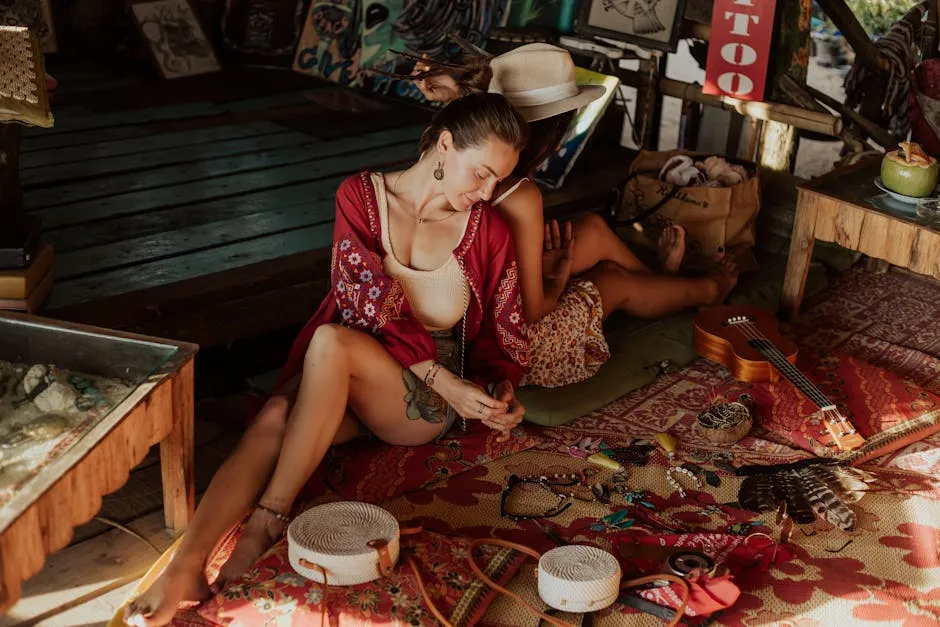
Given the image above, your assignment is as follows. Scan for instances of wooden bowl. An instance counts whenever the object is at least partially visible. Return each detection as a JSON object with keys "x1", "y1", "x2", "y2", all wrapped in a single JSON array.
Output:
[{"x1": 695, "y1": 411, "x2": 752, "y2": 444}]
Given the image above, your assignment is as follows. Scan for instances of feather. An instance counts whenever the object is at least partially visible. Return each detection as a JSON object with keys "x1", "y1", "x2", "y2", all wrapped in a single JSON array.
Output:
[
  {"x1": 738, "y1": 475, "x2": 777, "y2": 513},
  {"x1": 841, "y1": 465, "x2": 878, "y2": 485},
  {"x1": 805, "y1": 464, "x2": 871, "y2": 504},
  {"x1": 798, "y1": 467, "x2": 857, "y2": 531},
  {"x1": 736, "y1": 457, "x2": 832, "y2": 476},
  {"x1": 775, "y1": 470, "x2": 817, "y2": 525},
  {"x1": 737, "y1": 460, "x2": 870, "y2": 531}
]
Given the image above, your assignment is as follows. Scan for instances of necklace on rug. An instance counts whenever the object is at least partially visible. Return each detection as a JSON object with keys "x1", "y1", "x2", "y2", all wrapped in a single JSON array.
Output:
[{"x1": 392, "y1": 173, "x2": 458, "y2": 225}]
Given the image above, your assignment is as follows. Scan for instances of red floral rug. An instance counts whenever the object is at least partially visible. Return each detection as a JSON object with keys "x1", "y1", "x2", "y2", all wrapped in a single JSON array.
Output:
[{"x1": 180, "y1": 267, "x2": 940, "y2": 626}]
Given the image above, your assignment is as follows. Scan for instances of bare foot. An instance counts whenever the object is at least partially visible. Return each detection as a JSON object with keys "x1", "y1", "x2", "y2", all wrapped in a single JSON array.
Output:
[
  {"x1": 657, "y1": 225, "x2": 686, "y2": 275},
  {"x1": 214, "y1": 508, "x2": 285, "y2": 589},
  {"x1": 123, "y1": 555, "x2": 211, "y2": 627}
]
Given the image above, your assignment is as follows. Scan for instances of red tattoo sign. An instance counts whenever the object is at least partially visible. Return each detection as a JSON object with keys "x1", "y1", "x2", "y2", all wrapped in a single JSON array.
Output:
[{"x1": 704, "y1": 0, "x2": 778, "y2": 101}]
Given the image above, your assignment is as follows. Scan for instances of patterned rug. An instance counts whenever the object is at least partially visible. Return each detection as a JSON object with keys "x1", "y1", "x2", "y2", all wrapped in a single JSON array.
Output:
[{"x1": 180, "y1": 266, "x2": 940, "y2": 627}]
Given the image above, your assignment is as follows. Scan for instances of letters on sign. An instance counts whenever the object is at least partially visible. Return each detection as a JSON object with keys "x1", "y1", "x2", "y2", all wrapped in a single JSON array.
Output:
[{"x1": 703, "y1": 0, "x2": 778, "y2": 101}]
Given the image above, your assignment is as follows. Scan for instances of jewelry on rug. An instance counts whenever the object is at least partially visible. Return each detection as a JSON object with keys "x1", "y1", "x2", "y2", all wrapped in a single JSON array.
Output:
[
  {"x1": 824, "y1": 539, "x2": 853, "y2": 553},
  {"x1": 500, "y1": 470, "x2": 604, "y2": 520},
  {"x1": 588, "y1": 451, "x2": 624, "y2": 473},
  {"x1": 690, "y1": 449, "x2": 738, "y2": 474},
  {"x1": 777, "y1": 501, "x2": 794, "y2": 545},
  {"x1": 500, "y1": 472, "x2": 583, "y2": 520},
  {"x1": 742, "y1": 531, "x2": 780, "y2": 566},
  {"x1": 590, "y1": 508, "x2": 636, "y2": 532},
  {"x1": 592, "y1": 482, "x2": 612, "y2": 504},
  {"x1": 665, "y1": 466, "x2": 702, "y2": 498},
  {"x1": 663, "y1": 550, "x2": 716, "y2": 578},
  {"x1": 620, "y1": 490, "x2": 655, "y2": 509},
  {"x1": 696, "y1": 394, "x2": 754, "y2": 444},
  {"x1": 654, "y1": 432, "x2": 678, "y2": 459},
  {"x1": 601, "y1": 439, "x2": 655, "y2": 466},
  {"x1": 567, "y1": 435, "x2": 605, "y2": 459},
  {"x1": 681, "y1": 462, "x2": 721, "y2": 488}
]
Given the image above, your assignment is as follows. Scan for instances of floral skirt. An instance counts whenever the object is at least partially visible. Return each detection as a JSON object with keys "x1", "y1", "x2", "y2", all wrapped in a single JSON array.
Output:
[{"x1": 521, "y1": 279, "x2": 611, "y2": 388}]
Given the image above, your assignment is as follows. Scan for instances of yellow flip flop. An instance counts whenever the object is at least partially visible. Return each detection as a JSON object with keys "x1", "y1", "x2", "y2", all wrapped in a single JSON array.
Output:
[{"x1": 108, "y1": 533, "x2": 186, "y2": 627}]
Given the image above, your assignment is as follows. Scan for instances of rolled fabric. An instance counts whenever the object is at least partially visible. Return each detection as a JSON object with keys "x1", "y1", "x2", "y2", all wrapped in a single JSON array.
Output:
[
  {"x1": 660, "y1": 155, "x2": 706, "y2": 186},
  {"x1": 697, "y1": 156, "x2": 746, "y2": 187}
]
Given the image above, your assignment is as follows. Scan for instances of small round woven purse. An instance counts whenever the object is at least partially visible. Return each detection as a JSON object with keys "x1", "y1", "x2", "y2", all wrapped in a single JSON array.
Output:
[{"x1": 287, "y1": 501, "x2": 400, "y2": 586}]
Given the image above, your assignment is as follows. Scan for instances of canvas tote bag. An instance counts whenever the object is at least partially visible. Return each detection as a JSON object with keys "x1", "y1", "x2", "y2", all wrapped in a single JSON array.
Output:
[{"x1": 617, "y1": 150, "x2": 761, "y2": 270}]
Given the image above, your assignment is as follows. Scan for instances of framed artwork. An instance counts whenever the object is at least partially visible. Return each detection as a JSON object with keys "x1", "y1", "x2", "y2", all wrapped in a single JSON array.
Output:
[
  {"x1": 533, "y1": 67, "x2": 619, "y2": 190},
  {"x1": 292, "y1": 0, "x2": 363, "y2": 87},
  {"x1": 131, "y1": 0, "x2": 221, "y2": 79},
  {"x1": 577, "y1": 0, "x2": 688, "y2": 53},
  {"x1": 221, "y1": 0, "x2": 306, "y2": 56}
]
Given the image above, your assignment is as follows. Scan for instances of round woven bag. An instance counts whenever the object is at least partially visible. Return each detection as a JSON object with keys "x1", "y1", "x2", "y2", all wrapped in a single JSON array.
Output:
[
  {"x1": 537, "y1": 545, "x2": 621, "y2": 612},
  {"x1": 287, "y1": 501, "x2": 400, "y2": 586}
]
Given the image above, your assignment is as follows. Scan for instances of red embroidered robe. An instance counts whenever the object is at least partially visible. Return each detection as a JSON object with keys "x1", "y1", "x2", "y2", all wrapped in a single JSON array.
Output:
[{"x1": 277, "y1": 172, "x2": 528, "y2": 391}]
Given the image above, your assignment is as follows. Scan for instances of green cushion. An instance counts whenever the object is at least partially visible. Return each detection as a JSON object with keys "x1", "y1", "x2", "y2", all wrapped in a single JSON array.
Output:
[{"x1": 518, "y1": 254, "x2": 830, "y2": 427}]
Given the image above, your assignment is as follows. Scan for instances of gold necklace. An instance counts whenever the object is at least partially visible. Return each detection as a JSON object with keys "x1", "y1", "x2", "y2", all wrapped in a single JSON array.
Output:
[{"x1": 392, "y1": 173, "x2": 458, "y2": 225}]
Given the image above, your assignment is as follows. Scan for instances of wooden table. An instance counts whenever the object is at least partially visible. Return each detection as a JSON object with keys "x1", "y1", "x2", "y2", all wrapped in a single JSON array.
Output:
[
  {"x1": 0, "y1": 312, "x2": 198, "y2": 614},
  {"x1": 781, "y1": 158, "x2": 940, "y2": 319}
]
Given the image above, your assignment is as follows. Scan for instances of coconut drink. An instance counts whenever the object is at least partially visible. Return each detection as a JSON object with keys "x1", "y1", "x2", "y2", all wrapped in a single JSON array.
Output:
[{"x1": 881, "y1": 141, "x2": 938, "y2": 198}]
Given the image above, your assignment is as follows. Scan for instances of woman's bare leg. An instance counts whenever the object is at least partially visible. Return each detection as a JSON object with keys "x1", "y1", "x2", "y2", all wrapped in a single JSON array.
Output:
[
  {"x1": 123, "y1": 394, "x2": 292, "y2": 627},
  {"x1": 213, "y1": 323, "x2": 442, "y2": 585},
  {"x1": 585, "y1": 260, "x2": 738, "y2": 320},
  {"x1": 568, "y1": 214, "x2": 654, "y2": 275},
  {"x1": 125, "y1": 376, "x2": 363, "y2": 627}
]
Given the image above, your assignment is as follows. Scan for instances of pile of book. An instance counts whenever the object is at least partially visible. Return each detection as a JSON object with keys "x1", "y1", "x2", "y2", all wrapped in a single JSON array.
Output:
[{"x1": 0, "y1": 216, "x2": 53, "y2": 312}]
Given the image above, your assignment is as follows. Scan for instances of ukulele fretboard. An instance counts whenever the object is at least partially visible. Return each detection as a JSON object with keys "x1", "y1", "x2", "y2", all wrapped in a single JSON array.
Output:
[{"x1": 747, "y1": 339, "x2": 835, "y2": 410}]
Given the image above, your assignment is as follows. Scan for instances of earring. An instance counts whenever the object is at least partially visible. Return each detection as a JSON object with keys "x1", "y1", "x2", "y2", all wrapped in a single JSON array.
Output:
[{"x1": 433, "y1": 162, "x2": 444, "y2": 180}]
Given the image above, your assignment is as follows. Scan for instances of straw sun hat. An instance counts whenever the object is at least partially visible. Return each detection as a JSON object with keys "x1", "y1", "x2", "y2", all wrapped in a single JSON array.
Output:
[{"x1": 488, "y1": 43, "x2": 607, "y2": 122}]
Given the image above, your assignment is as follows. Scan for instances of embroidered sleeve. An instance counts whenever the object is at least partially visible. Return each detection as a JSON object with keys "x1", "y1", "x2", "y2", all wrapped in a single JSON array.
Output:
[
  {"x1": 332, "y1": 235, "x2": 405, "y2": 334},
  {"x1": 332, "y1": 176, "x2": 437, "y2": 367}
]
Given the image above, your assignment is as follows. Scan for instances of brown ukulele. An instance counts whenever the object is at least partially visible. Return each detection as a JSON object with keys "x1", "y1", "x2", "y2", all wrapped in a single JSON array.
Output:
[{"x1": 693, "y1": 305, "x2": 865, "y2": 452}]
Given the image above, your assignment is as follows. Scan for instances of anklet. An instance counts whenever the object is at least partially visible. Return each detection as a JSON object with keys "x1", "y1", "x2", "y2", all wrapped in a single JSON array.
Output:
[{"x1": 257, "y1": 503, "x2": 291, "y2": 523}]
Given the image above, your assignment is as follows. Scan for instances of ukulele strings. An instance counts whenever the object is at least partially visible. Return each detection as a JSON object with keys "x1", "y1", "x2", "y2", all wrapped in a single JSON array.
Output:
[
  {"x1": 733, "y1": 321, "x2": 853, "y2": 438},
  {"x1": 730, "y1": 320, "x2": 853, "y2": 438}
]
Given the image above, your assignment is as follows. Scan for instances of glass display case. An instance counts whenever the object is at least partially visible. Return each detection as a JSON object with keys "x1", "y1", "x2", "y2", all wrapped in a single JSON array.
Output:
[
  {"x1": 0, "y1": 315, "x2": 179, "y2": 508},
  {"x1": 0, "y1": 312, "x2": 197, "y2": 613}
]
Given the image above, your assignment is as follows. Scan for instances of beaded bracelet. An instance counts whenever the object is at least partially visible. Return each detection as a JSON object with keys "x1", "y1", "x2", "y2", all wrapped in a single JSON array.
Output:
[
  {"x1": 665, "y1": 466, "x2": 702, "y2": 498},
  {"x1": 424, "y1": 362, "x2": 442, "y2": 387}
]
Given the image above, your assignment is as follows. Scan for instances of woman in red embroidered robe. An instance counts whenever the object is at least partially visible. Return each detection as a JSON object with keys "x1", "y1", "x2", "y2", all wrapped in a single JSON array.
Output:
[{"x1": 124, "y1": 92, "x2": 530, "y2": 627}]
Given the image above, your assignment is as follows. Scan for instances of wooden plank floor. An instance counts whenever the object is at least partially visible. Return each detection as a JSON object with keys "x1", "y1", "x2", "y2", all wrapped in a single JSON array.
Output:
[{"x1": 25, "y1": 64, "x2": 431, "y2": 347}]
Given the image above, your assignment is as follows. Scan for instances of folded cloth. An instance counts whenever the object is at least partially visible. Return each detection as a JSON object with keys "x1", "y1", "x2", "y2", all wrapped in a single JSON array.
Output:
[
  {"x1": 659, "y1": 155, "x2": 747, "y2": 188},
  {"x1": 697, "y1": 156, "x2": 747, "y2": 187},
  {"x1": 659, "y1": 155, "x2": 707, "y2": 186}
]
